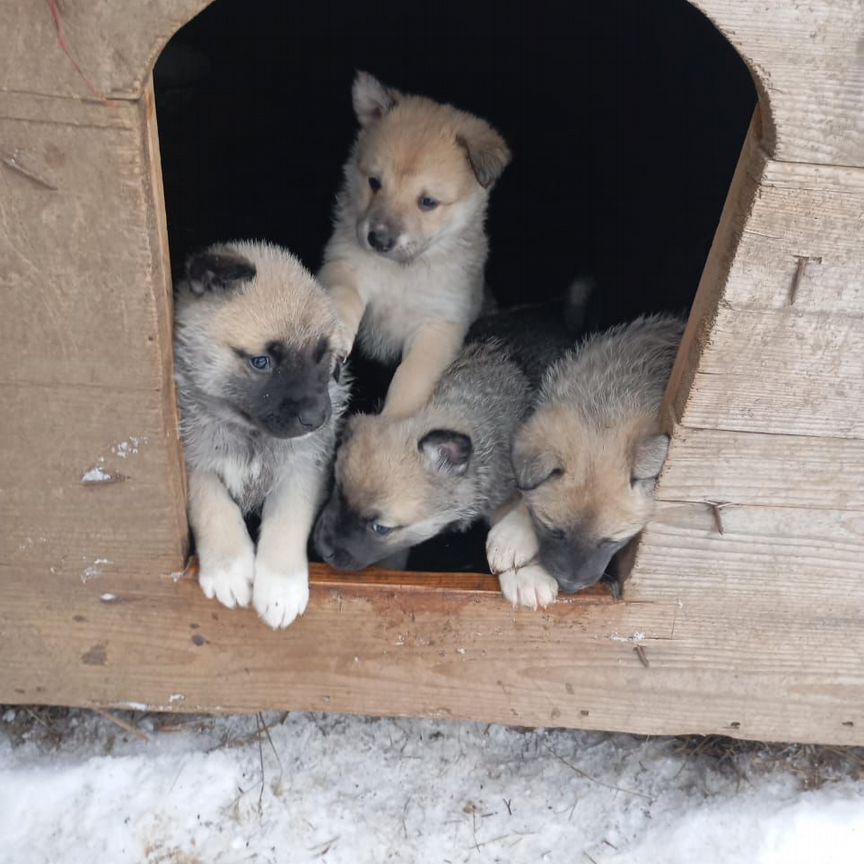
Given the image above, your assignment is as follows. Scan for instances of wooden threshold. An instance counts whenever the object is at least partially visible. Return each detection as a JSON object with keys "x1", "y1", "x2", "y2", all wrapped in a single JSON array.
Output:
[{"x1": 181, "y1": 557, "x2": 612, "y2": 598}]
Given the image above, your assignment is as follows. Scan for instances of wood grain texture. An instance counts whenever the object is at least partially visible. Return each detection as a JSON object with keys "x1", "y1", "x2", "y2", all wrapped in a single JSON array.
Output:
[
  {"x1": 631, "y1": 501, "x2": 864, "y2": 600},
  {"x1": 3, "y1": 0, "x2": 862, "y2": 166},
  {"x1": 0, "y1": 0, "x2": 209, "y2": 100},
  {"x1": 0, "y1": 90, "x2": 187, "y2": 582},
  {"x1": 1, "y1": 528, "x2": 861, "y2": 745},
  {"x1": 681, "y1": 305, "x2": 864, "y2": 438},
  {"x1": 0, "y1": 104, "x2": 172, "y2": 390},
  {"x1": 667, "y1": 118, "x2": 864, "y2": 439},
  {"x1": 723, "y1": 159, "x2": 864, "y2": 316},
  {"x1": 659, "y1": 428, "x2": 864, "y2": 510},
  {"x1": 0, "y1": 382, "x2": 187, "y2": 578},
  {"x1": 692, "y1": 0, "x2": 864, "y2": 166}
]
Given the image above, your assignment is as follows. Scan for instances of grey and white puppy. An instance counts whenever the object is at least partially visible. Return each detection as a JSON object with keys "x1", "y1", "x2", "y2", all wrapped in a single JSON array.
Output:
[
  {"x1": 507, "y1": 314, "x2": 684, "y2": 598},
  {"x1": 312, "y1": 300, "x2": 581, "y2": 579},
  {"x1": 175, "y1": 240, "x2": 348, "y2": 629}
]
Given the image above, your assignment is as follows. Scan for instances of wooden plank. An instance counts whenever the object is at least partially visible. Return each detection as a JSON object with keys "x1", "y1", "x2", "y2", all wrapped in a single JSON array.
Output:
[
  {"x1": 0, "y1": 88, "x2": 187, "y2": 582},
  {"x1": 0, "y1": 105, "x2": 173, "y2": 391},
  {"x1": 680, "y1": 305, "x2": 864, "y2": 438},
  {"x1": 0, "y1": 381, "x2": 186, "y2": 579},
  {"x1": 692, "y1": 0, "x2": 864, "y2": 166},
  {"x1": 659, "y1": 428, "x2": 864, "y2": 510},
  {"x1": 188, "y1": 560, "x2": 612, "y2": 598},
  {"x1": 3, "y1": 0, "x2": 861, "y2": 169},
  {"x1": 631, "y1": 501, "x2": 864, "y2": 602},
  {"x1": 0, "y1": 0, "x2": 208, "y2": 100},
  {"x1": 723, "y1": 160, "x2": 864, "y2": 316},
  {"x1": 667, "y1": 121, "x2": 864, "y2": 438},
  {"x1": 1, "y1": 505, "x2": 862, "y2": 745}
]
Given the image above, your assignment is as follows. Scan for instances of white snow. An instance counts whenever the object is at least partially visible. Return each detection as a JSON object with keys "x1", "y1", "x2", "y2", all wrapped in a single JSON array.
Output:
[{"x1": 0, "y1": 710, "x2": 861, "y2": 863}]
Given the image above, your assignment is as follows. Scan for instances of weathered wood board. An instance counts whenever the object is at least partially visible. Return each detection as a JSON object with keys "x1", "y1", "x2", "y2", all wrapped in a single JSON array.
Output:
[
  {"x1": 693, "y1": 0, "x2": 864, "y2": 166},
  {"x1": 0, "y1": 87, "x2": 188, "y2": 577},
  {"x1": 660, "y1": 428, "x2": 864, "y2": 510},
  {"x1": 1, "y1": 510, "x2": 861, "y2": 746}
]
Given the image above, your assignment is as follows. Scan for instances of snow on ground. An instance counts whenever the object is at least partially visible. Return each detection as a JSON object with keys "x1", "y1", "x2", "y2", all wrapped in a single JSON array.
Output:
[{"x1": 0, "y1": 709, "x2": 862, "y2": 864}]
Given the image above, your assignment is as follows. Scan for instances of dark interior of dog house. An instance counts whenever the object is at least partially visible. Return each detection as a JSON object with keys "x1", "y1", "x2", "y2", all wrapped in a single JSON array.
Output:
[{"x1": 154, "y1": 0, "x2": 756, "y2": 573}]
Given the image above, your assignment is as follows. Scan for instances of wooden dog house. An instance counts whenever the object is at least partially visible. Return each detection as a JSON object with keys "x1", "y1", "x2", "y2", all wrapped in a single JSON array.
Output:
[{"x1": 1, "y1": 0, "x2": 862, "y2": 745}]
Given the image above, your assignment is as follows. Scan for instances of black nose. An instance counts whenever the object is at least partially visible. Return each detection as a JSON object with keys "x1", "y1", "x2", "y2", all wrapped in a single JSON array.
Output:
[
  {"x1": 367, "y1": 228, "x2": 395, "y2": 253},
  {"x1": 297, "y1": 407, "x2": 328, "y2": 430}
]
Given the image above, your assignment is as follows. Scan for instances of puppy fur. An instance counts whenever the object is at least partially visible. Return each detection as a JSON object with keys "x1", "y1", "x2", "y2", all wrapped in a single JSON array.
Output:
[
  {"x1": 314, "y1": 301, "x2": 587, "y2": 610},
  {"x1": 512, "y1": 314, "x2": 685, "y2": 594},
  {"x1": 313, "y1": 340, "x2": 529, "y2": 571},
  {"x1": 319, "y1": 71, "x2": 511, "y2": 417},
  {"x1": 175, "y1": 240, "x2": 349, "y2": 628}
]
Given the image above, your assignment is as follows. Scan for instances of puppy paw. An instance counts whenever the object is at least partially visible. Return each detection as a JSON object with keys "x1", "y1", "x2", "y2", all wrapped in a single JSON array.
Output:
[
  {"x1": 498, "y1": 564, "x2": 559, "y2": 610},
  {"x1": 252, "y1": 560, "x2": 310, "y2": 629},
  {"x1": 198, "y1": 542, "x2": 255, "y2": 609},
  {"x1": 331, "y1": 319, "x2": 355, "y2": 363},
  {"x1": 486, "y1": 509, "x2": 539, "y2": 574}
]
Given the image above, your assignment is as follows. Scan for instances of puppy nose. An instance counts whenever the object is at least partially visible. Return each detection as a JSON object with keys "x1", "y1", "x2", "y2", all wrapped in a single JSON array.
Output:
[
  {"x1": 367, "y1": 227, "x2": 395, "y2": 253},
  {"x1": 298, "y1": 407, "x2": 328, "y2": 430}
]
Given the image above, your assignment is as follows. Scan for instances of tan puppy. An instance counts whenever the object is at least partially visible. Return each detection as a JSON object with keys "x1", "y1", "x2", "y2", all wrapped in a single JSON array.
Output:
[
  {"x1": 499, "y1": 315, "x2": 684, "y2": 604},
  {"x1": 320, "y1": 71, "x2": 511, "y2": 416}
]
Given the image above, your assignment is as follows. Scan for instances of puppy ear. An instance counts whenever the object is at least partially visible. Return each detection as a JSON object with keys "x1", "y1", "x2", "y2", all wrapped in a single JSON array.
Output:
[
  {"x1": 418, "y1": 429, "x2": 472, "y2": 476},
  {"x1": 513, "y1": 447, "x2": 562, "y2": 492},
  {"x1": 632, "y1": 434, "x2": 670, "y2": 482},
  {"x1": 456, "y1": 118, "x2": 511, "y2": 189},
  {"x1": 352, "y1": 71, "x2": 397, "y2": 127},
  {"x1": 185, "y1": 250, "x2": 256, "y2": 296}
]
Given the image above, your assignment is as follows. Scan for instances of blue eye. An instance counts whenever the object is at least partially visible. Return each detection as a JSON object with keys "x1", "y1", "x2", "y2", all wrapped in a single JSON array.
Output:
[
  {"x1": 418, "y1": 195, "x2": 439, "y2": 211},
  {"x1": 369, "y1": 176, "x2": 382, "y2": 192},
  {"x1": 249, "y1": 355, "x2": 271, "y2": 371},
  {"x1": 370, "y1": 522, "x2": 393, "y2": 536}
]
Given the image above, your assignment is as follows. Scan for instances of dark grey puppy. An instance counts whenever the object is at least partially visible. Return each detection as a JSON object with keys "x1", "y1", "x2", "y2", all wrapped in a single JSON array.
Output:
[
  {"x1": 175, "y1": 240, "x2": 349, "y2": 629},
  {"x1": 313, "y1": 293, "x2": 586, "y2": 586}
]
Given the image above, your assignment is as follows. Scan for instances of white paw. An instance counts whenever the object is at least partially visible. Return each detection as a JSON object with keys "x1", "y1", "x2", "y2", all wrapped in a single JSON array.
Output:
[
  {"x1": 498, "y1": 565, "x2": 559, "y2": 610},
  {"x1": 486, "y1": 509, "x2": 539, "y2": 574},
  {"x1": 332, "y1": 318, "x2": 355, "y2": 362},
  {"x1": 252, "y1": 560, "x2": 310, "y2": 629},
  {"x1": 198, "y1": 542, "x2": 255, "y2": 609}
]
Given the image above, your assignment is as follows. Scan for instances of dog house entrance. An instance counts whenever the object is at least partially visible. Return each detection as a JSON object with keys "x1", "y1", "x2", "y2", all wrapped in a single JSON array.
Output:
[{"x1": 154, "y1": 0, "x2": 755, "y2": 580}]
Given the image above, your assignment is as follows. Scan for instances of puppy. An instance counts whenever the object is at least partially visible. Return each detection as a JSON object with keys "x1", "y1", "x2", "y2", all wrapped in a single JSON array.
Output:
[
  {"x1": 506, "y1": 314, "x2": 684, "y2": 599},
  {"x1": 174, "y1": 241, "x2": 348, "y2": 629},
  {"x1": 313, "y1": 301, "x2": 584, "y2": 595},
  {"x1": 319, "y1": 71, "x2": 511, "y2": 417}
]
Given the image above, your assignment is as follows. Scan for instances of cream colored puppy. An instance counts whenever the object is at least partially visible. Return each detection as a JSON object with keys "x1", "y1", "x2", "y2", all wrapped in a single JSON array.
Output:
[{"x1": 320, "y1": 71, "x2": 511, "y2": 416}]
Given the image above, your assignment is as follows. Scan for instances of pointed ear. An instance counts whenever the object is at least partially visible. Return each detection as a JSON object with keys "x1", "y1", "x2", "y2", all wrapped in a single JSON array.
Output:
[
  {"x1": 632, "y1": 434, "x2": 670, "y2": 482},
  {"x1": 352, "y1": 71, "x2": 397, "y2": 127},
  {"x1": 185, "y1": 250, "x2": 256, "y2": 296},
  {"x1": 418, "y1": 429, "x2": 472, "y2": 476},
  {"x1": 513, "y1": 445, "x2": 562, "y2": 492},
  {"x1": 456, "y1": 118, "x2": 511, "y2": 189}
]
